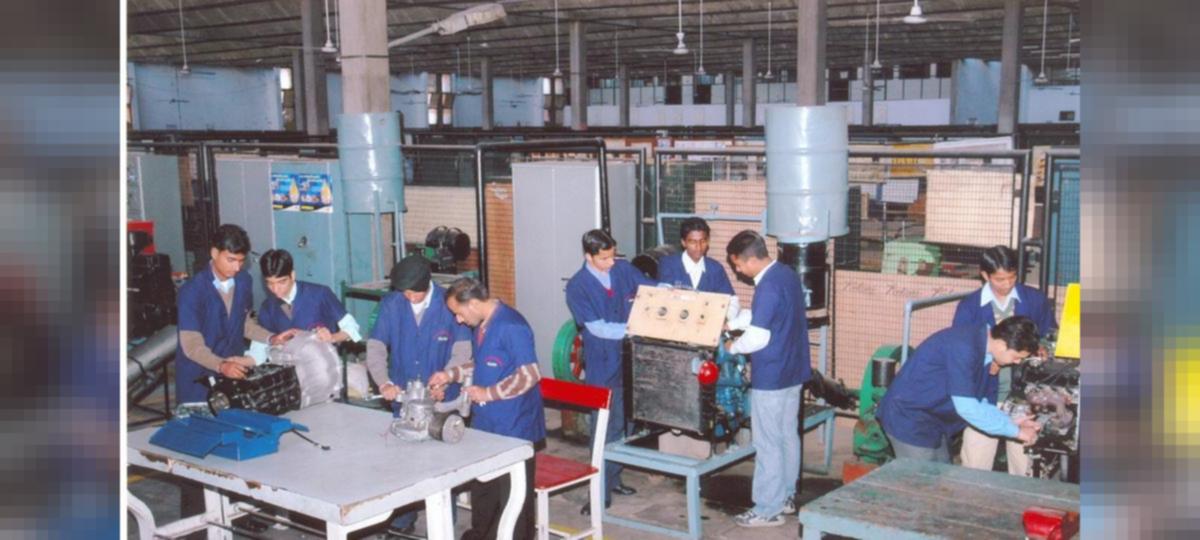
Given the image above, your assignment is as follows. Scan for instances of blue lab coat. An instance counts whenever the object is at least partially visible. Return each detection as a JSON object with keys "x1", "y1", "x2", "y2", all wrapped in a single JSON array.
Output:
[
  {"x1": 877, "y1": 325, "x2": 993, "y2": 448},
  {"x1": 656, "y1": 252, "x2": 736, "y2": 295},
  {"x1": 469, "y1": 303, "x2": 547, "y2": 444},
  {"x1": 564, "y1": 260, "x2": 654, "y2": 389},
  {"x1": 746, "y1": 262, "x2": 811, "y2": 390},
  {"x1": 952, "y1": 283, "x2": 1057, "y2": 335},
  {"x1": 371, "y1": 286, "x2": 471, "y2": 401},
  {"x1": 257, "y1": 280, "x2": 347, "y2": 335},
  {"x1": 174, "y1": 265, "x2": 254, "y2": 403}
]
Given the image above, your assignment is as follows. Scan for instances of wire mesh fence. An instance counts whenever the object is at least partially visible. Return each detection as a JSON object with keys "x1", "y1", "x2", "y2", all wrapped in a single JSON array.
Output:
[{"x1": 649, "y1": 147, "x2": 1033, "y2": 390}]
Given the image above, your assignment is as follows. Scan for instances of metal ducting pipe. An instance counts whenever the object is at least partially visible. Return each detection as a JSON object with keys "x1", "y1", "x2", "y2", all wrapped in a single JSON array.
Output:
[
  {"x1": 764, "y1": 105, "x2": 849, "y2": 244},
  {"x1": 338, "y1": 112, "x2": 406, "y2": 280},
  {"x1": 127, "y1": 325, "x2": 178, "y2": 402}
]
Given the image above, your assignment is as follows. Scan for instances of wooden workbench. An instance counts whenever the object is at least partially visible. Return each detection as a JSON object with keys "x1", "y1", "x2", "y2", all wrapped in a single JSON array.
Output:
[{"x1": 798, "y1": 458, "x2": 1080, "y2": 539}]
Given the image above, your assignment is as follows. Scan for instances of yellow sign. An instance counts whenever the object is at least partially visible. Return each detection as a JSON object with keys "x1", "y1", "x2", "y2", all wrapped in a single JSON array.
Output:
[{"x1": 1055, "y1": 283, "x2": 1080, "y2": 359}]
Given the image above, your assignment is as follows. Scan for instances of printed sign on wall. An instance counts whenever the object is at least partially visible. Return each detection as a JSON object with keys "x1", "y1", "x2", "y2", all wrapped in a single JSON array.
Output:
[
  {"x1": 297, "y1": 173, "x2": 333, "y2": 213},
  {"x1": 271, "y1": 173, "x2": 301, "y2": 210}
]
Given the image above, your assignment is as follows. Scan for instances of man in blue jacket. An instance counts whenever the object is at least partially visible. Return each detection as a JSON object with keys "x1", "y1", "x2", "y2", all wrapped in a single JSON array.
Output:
[
  {"x1": 174, "y1": 224, "x2": 274, "y2": 404},
  {"x1": 952, "y1": 245, "x2": 1056, "y2": 476},
  {"x1": 877, "y1": 316, "x2": 1042, "y2": 464},
  {"x1": 565, "y1": 229, "x2": 654, "y2": 514},
  {"x1": 724, "y1": 230, "x2": 810, "y2": 528},
  {"x1": 429, "y1": 277, "x2": 546, "y2": 540},
  {"x1": 366, "y1": 256, "x2": 472, "y2": 535},
  {"x1": 257, "y1": 249, "x2": 362, "y2": 345}
]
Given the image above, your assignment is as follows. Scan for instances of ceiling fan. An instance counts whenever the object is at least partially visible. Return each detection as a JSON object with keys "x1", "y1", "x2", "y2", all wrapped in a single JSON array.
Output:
[
  {"x1": 635, "y1": 0, "x2": 688, "y2": 55},
  {"x1": 276, "y1": 0, "x2": 339, "y2": 54},
  {"x1": 835, "y1": 0, "x2": 976, "y2": 27}
]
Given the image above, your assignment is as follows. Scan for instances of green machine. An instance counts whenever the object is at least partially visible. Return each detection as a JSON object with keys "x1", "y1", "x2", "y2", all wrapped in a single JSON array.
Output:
[{"x1": 852, "y1": 345, "x2": 911, "y2": 464}]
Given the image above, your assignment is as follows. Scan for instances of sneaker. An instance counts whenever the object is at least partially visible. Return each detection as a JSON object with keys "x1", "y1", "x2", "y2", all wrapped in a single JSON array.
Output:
[
  {"x1": 733, "y1": 510, "x2": 786, "y2": 528},
  {"x1": 782, "y1": 494, "x2": 798, "y2": 514}
]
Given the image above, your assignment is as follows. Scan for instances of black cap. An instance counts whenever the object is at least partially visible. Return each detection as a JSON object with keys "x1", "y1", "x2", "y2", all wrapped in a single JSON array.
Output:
[{"x1": 390, "y1": 256, "x2": 432, "y2": 292}]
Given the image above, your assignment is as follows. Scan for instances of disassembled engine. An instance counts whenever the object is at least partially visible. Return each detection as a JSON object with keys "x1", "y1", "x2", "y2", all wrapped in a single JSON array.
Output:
[
  {"x1": 267, "y1": 331, "x2": 344, "y2": 409},
  {"x1": 1000, "y1": 356, "x2": 1080, "y2": 480},
  {"x1": 389, "y1": 377, "x2": 472, "y2": 444},
  {"x1": 626, "y1": 287, "x2": 751, "y2": 442},
  {"x1": 206, "y1": 363, "x2": 302, "y2": 416}
]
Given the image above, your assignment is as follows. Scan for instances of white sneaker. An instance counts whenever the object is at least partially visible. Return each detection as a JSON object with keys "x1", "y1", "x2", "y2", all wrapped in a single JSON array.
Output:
[
  {"x1": 782, "y1": 494, "x2": 798, "y2": 514},
  {"x1": 734, "y1": 510, "x2": 786, "y2": 528}
]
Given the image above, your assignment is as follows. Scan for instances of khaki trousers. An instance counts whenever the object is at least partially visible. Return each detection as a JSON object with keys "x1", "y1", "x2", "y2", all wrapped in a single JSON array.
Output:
[{"x1": 960, "y1": 424, "x2": 1031, "y2": 476}]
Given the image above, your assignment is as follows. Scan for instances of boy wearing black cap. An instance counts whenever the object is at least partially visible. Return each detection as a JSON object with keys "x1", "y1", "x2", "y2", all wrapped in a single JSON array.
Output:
[{"x1": 366, "y1": 255, "x2": 473, "y2": 534}]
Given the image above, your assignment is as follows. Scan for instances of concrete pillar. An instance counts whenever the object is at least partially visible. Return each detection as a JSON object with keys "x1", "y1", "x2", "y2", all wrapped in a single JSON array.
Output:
[
  {"x1": 301, "y1": 0, "x2": 330, "y2": 134},
  {"x1": 569, "y1": 20, "x2": 588, "y2": 130},
  {"x1": 292, "y1": 50, "x2": 306, "y2": 131},
  {"x1": 338, "y1": 0, "x2": 391, "y2": 115},
  {"x1": 741, "y1": 39, "x2": 756, "y2": 128},
  {"x1": 862, "y1": 50, "x2": 874, "y2": 126},
  {"x1": 997, "y1": 0, "x2": 1022, "y2": 134},
  {"x1": 725, "y1": 70, "x2": 736, "y2": 126},
  {"x1": 481, "y1": 56, "x2": 494, "y2": 130},
  {"x1": 795, "y1": 0, "x2": 827, "y2": 106},
  {"x1": 618, "y1": 64, "x2": 630, "y2": 127}
]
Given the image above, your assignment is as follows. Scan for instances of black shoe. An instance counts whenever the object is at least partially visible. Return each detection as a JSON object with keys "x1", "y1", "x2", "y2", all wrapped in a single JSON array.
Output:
[
  {"x1": 580, "y1": 500, "x2": 613, "y2": 516},
  {"x1": 612, "y1": 484, "x2": 637, "y2": 496}
]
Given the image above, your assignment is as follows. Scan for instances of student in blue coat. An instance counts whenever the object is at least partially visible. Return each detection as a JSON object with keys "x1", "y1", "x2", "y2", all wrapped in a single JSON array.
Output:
[
  {"x1": 365, "y1": 256, "x2": 472, "y2": 535},
  {"x1": 723, "y1": 230, "x2": 811, "y2": 528},
  {"x1": 564, "y1": 229, "x2": 654, "y2": 514},
  {"x1": 257, "y1": 249, "x2": 362, "y2": 345},
  {"x1": 174, "y1": 224, "x2": 275, "y2": 404},
  {"x1": 952, "y1": 245, "x2": 1057, "y2": 476},
  {"x1": 656, "y1": 217, "x2": 743, "y2": 319},
  {"x1": 428, "y1": 277, "x2": 546, "y2": 540},
  {"x1": 877, "y1": 316, "x2": 1043, "y2": 464}
]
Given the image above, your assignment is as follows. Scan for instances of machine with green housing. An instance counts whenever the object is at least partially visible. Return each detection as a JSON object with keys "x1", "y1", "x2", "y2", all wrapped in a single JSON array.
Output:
[{"x1": 853, "y1": 344, "x2": 910, "y2": 464}]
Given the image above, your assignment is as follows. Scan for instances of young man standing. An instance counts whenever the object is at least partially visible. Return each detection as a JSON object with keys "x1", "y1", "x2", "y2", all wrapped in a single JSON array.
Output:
[
  {"x1": 724, "y1": 230, "x2": 810, "y2": 528},
  {"x1": 564, "y1": 229, "x2": 654, "y2": 514},
  {"x1": 656, "y1": 217, "x2": 737, "y2": 296},
  {"x1": 877, "y1": 316, "x2": 1043, "y2": 463},
  {"x1": 174, "y1": 224, "x2": 274, "y2": 404},
  {"x1": 428, "y1": 277, "x2": 546, "y2": 540},
  {"x1": 366, "y1": 256, "x2": 472, "y2": 535},
  {"x1": 952, "y1": 245, "x2": 1057, "y2": 476},
  {"x1": 257, "y1": 249, "x2": 361, "y2": 345}
]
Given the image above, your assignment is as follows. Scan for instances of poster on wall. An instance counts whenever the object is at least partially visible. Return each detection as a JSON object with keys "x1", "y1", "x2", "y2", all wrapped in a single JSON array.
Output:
[
  {"x1": 298, "y1": 173, "x2": 334, "y2": 213},
  {"x1": 271, "y1": 173, "x2": 301, "y2": 211}
]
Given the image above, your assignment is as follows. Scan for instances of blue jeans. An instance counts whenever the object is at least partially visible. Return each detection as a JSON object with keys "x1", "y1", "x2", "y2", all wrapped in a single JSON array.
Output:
[
  {"x1": 750, "y1": 384, "x2": 802, "y2": 517},
  {"x1": 887, "y1": 432, "x2": 951, "y2": 463},
  {"x1": 589, "y1": 385, "x2": 625, "y2": 506}
]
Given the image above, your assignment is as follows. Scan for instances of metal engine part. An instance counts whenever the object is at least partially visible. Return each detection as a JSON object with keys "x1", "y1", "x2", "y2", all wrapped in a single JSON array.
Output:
[
  {"x1": 389, "y1": 377, "x2": 472, "y2": 443},
  {"x1": 1000, "y1": 356, "x2": 1080, "y2": 480},
  {"x1": 205, "y1": 363, "x2": 302, "y2": 416},
  {"x1": 267, "y1": 331, "x2": 344, "y2": 409},
  {"x1": 629, "y1": 337, "x2": 751, "y2": 441},
  {"x1": 422, "y1": 226, "x2": 471, "y2": 274}
]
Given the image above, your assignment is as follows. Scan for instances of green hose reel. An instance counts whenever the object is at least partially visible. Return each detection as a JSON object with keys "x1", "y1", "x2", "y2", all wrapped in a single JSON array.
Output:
[{"x1": 551, "y1": 319, "x2": 585, "y2": 383}]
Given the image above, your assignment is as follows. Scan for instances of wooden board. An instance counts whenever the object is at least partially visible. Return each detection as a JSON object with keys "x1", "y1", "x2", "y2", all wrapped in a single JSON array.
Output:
[
  {"x1": 799, "y1": 459, "x2": 1079, "y2": 540},
  {"x1": 402, "y1": 186, "x2": 477, "y2": 244},
  {"x1": 484, "y1": 183, "x2": 516, "y2": 305},
  {"x1": 924, "y1": 168, "x2": 1018, "y2": 248},
  {"x1": 832, "y1": 270, "x2": 979, "y2": 386},
  {"x1": 627, "y1": 286, "x2": 730, "y2": 348}
]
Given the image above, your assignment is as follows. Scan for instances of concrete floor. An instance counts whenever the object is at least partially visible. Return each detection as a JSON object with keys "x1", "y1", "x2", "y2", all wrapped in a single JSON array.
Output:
[{"x1": 129, "y1": 382, "x2": 859, "y2": 540}]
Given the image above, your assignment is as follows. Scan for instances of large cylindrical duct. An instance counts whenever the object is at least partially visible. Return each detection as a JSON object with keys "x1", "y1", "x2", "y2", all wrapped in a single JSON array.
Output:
[
  {"x1": 764, "y1": 105, "x2": 848, "y2": 244},
  {"x1": 127, "y1": 325, "x2": 179, "y2": 385},
  {"x1": 337, "y1": 112, "x2": 405, "y2": 214}
]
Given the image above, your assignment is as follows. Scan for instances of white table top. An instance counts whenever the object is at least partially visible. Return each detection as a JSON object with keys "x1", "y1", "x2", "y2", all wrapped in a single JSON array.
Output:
[{"x1": 128, "y1": 402, "x2": 533, "y2": 526}]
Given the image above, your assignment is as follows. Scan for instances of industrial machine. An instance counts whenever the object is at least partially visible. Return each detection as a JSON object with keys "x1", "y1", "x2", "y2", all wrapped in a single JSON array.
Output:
[
  {"x1": 415, "y1": 225, "x2": 472, "y2": 274},
  {"x1": 625, "y1": 287, "x2": 750, "y2": 442},
  {"x1": 205, "y1": 364, "x2": 302, "y2": 416},
  {"x1": 852, "y1": 345, "x2": 905, "y2": 464},
  {"x1": 127, "y1": 227, "x2": 177, "y2": 340},
  {"x1": 388, "y1": 377, "x2": 472, "y2": 444}
]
